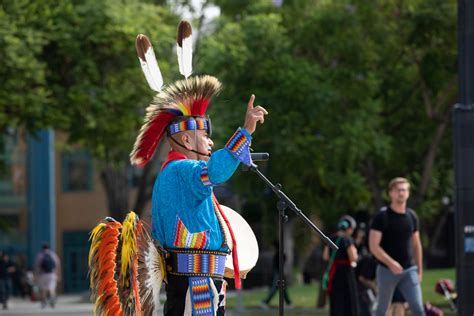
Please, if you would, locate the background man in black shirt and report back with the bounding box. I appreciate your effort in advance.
[369,177,425,316]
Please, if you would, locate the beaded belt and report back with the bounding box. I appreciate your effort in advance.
[166,249,227,279]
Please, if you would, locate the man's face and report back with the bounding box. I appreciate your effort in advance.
[193,129,214,161]
[389,182,410,204]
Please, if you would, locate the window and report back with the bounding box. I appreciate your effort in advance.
[0,129,26,209]
[61,151,93,192]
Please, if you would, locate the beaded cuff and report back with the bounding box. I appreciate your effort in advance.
[200,167,213,187]
[224,127,252,166]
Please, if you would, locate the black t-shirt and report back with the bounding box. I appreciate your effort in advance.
[370,207,419,269]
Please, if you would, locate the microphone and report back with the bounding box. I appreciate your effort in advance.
[250,152,270,162]
[242,153,269,171]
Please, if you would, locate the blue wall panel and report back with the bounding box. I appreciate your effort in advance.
[27,129,55,267]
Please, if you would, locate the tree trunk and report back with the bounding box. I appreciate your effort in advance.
[361,159,384,213]
[101,164,130,221]
[428,210,449,256]
[192,0,210,60]
[413,112,450,208]
[133,156,158,217]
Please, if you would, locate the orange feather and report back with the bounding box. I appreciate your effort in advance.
[89,220,124,316]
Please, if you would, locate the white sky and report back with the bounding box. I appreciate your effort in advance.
[175,0,221,21]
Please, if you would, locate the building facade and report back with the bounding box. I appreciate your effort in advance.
[0,129,159,293]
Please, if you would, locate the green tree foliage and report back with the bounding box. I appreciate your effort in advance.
[0,1,57,131]
[48,0,179,219]
[198,0,456,236]
[1,0,456,237]
[43,0,178,164]
[1,0,180,219]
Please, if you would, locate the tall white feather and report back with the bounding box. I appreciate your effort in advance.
[176,21,193,79]
[136,34,163,92]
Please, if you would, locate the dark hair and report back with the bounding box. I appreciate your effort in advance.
[42,242,50,250]
[337,215,356,231]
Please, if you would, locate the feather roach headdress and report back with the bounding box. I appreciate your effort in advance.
[131,21,222,167]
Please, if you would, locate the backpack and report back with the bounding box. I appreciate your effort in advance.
[379,206,416,232]
[40,252,56,273]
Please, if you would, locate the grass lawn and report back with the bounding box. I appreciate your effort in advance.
[225,268,456,315]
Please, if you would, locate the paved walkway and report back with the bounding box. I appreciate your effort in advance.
[1,294,325,315]
[1,295,93,316]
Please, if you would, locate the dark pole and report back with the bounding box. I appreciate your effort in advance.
[247,164,338,316]
[278,200,286,316]
[454,1,474,315]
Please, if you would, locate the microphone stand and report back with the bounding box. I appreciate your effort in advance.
[246,163,338,316]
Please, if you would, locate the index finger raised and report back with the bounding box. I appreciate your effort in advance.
[247,94,255,111]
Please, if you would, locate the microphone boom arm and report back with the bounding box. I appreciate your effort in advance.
[245,161,337,316]
[248,163,338,251]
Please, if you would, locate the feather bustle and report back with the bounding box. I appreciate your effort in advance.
[137,225,165,315]
[132,221,143,315]
[119,212,142,316]
[88,220,124,316]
